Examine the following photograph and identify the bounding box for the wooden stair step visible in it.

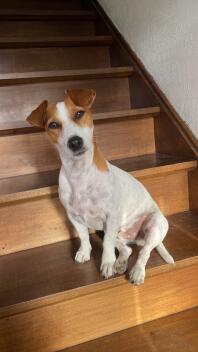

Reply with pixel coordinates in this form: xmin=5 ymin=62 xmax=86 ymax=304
xmin=0 ymin=65 xmax=132 ymax=85
xmin=0 ymin=73 xmax=132 ymax=123
xmin=0 ymin=67 xmax=134 ymax=85
xmin=0 ymin=137 xmax=193 ymax=180
xmin=0 ymin=151 xmax=195 ymax=214
xmin=0 ymin=9 xmax=96 ymax=20
xmin=64 ymin=307 xmax=198 ymax=352
xmin=113 ymin=153 xmax=196 ymax=177
xmin=0 ymin=159 xmax=196 ymax=256
xmin=0 ymin=211 xmax=197 ymax=351
xmin=0 ymin=108 xmax=157 ymax=178
xmin=0 ymin=35 xmax=113 ymax=48
xmin=0 ymin=46 xmax=111 ymax=74
xmin=0 ymin=19 xmax=96 ymax=38
xmin=0 ymin=211 xmax=197 ymax=307
xmin=0 ymin=107 xmax=160 ymax=135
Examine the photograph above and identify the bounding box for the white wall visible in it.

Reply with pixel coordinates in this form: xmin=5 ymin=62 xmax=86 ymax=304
xmin=99 ymin=0 xmax=198 ymax=138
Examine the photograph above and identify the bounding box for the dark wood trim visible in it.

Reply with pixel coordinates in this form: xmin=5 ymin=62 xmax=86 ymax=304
xmin=92 ymin=0 xmax=198 ymax=157
xmin=0 ymin=67 xmax=134 ymax=86
xmin=0 ymin=35 xmax=113 ymax=48
xmin=0 ymin=10 xmax=96 ymax=20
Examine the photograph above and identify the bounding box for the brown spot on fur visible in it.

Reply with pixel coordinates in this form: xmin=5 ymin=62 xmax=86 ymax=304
xmin=93 ymin=135 xmax=108 ymax=172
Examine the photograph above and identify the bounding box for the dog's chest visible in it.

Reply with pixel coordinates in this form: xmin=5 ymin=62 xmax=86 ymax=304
xmin=67 ymin=181 xmax=109 ymax=230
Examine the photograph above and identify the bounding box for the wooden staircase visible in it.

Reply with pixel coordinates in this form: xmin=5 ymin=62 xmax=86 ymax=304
xmin=0 ymin=0 xmax=197 ymax=351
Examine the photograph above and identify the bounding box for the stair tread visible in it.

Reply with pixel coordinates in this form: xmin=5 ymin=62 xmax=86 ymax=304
xmin=0 ymin=210 xmax=197 ymax=308
xmin=0 ymin=107 xmax=160 ymax=135
xmin=0 ymin=9 xmax=96 ymax=19
xmin=64 ymin=307 xmax=198 ymax=352
xmin=0 ymin=35 xmax=113 ymax=48
xmin=0 ymin=66 xmax=134 ymax=85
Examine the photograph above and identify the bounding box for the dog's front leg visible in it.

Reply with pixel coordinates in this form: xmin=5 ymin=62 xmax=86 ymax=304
xmin=100 ymin=219 xmax=118 ymax=279
xmin=68 ymin=213 xmax=92 ymax=264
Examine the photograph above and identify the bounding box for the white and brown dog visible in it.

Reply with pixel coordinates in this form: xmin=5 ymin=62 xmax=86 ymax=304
xmin=27 ymin=89 xmax=174 ymax=285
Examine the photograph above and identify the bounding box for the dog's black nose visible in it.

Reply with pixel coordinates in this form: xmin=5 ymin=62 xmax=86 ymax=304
xmin=68 ymin=136 xmax=83 ymax=152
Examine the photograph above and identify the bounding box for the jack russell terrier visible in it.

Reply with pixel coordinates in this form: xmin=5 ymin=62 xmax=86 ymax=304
xmin=27 ymin=89 xmax=174 ymax=285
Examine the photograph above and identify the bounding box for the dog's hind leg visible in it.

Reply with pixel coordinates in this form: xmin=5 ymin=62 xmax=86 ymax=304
xmin=129 ymin=211 xmax=174 ymax=285
xmin=114 ymin=238 xmax=132 ymax=274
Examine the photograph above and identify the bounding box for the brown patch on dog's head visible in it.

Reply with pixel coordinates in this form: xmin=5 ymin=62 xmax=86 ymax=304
xmin=26 ymin=89 xmax=96 ymax=145
xmin=26 ymin=100 xmax=62 ymax=144
xmin=65 ymin=89 xmax=96 ymax=128
xmin=26 ymin=100 xmax=48 ymax=128
xmin=92 ymin=135 xmax=108 ymax=172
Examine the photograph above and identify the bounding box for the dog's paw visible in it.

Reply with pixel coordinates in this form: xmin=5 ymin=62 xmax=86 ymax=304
xmin=114 ymin=258 xmax=128 ymax=275
xmin=129 ymin=265 xmax=145 ymax=286
xmin=100 ymin=262 xmax=116 ymax=279
xmin=75 ymin=249 xmax=91 ymax=264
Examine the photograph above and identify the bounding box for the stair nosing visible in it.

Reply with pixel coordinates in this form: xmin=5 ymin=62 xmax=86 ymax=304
xmin=0 ymin=35 xmax=113 ymax=48
xmin=0 ymin=9 xmax=96 ymax=20
xmin=0 ymin=66 xmax=134 ymax=85
xmin=131 ymin=159 xmax=197 ymax=179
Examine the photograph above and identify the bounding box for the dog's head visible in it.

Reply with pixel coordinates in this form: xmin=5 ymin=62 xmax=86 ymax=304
xmin=26 ymin=89 xmax=96 ymax=158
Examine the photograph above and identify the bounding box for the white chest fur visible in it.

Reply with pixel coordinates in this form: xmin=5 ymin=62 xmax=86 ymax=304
xmin=59 ymin=158 xmax=111 ymax=231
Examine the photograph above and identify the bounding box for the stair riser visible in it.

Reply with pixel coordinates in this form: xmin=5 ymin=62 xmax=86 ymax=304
xmin=189 ymin=168 xmax=198 ymax=212
xmin=0 ymin=170 xmax=59 ymax=195
xmin=0 ymin=116 xmax=155 ymax=195
xmin=0 ymin=77 xmax=130 ymax=123
xmin=0 ymin=263 xmax=197 ymax=352
xmin=154 ymin=112 xmax=195 ymax=158
xmin=0 ymin=20 xmax=95 ymax=37
xmin=0 ymin=169 xmax=191 ymax=255
xmin=0 ymin=0 xmax=83 ymax=10
xmin=0 ymin=117 xmax=155 ymax=181
xmin=0 ymin=46 xmax=110 ymax=73
xmin=140 ymin=170 xmax=190 ymax=216
xmin=96 ymin=117 xmax=155 ymax=159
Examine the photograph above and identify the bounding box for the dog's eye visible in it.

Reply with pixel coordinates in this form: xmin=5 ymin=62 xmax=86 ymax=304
xmin=75 ymin=110 xmax=85 ymax=119
xmin=48 ymin=121 xmax=59 ymax=129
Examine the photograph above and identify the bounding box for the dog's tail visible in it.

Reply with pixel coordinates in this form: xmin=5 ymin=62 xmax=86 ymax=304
xmin=155 ymin=243 xmax=175 ymax=264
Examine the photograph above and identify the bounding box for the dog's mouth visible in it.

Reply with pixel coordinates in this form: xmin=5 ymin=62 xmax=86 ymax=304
xmin=73 ymin=147 xmax=87 ymax=157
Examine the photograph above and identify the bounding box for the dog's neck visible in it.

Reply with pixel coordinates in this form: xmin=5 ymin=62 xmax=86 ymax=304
xmin=58 ymin=137 xmax=108 ymax=184
xmin=92 ymin=138 xmax=108 ymax=173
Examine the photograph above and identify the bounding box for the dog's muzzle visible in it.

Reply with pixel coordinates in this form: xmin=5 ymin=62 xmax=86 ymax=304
xmin=68 ymin=135 xmax=84 ymax=153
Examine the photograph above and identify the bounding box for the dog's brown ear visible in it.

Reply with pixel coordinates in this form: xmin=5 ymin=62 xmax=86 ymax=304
xmin=26 ymin=100 xmax=48 ymax=128
xmin=66 ymin=89 xmax=96 ymax=109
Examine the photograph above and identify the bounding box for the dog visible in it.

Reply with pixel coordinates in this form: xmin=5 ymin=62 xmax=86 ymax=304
xmin=27 ymin=88 xmax=174 ymax=285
